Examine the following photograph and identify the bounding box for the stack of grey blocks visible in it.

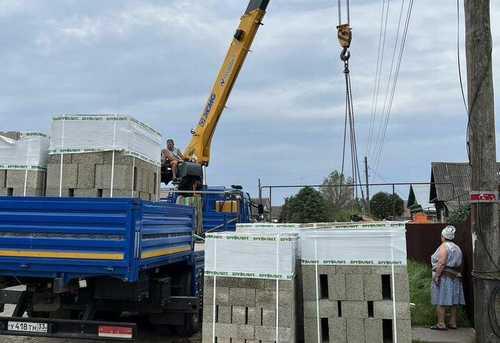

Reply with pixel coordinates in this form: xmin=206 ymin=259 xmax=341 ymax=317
xmin=0 ymin=170 xmax=46 ymax=196
xmin=45 ymin=152 xmax=159 ymax=200
xmin=202 ymin=276 xmax=296 ymax=343
xmin=302 ymin=265 xmax=412 ymax=343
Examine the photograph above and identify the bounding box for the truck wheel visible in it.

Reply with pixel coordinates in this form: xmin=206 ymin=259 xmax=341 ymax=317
xmin=174 ymin=312 xmax=200 ymax=337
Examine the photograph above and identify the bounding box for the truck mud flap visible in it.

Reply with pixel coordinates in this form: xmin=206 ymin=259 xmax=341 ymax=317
xmin=0 ymin=316 xmax=137 ymax=341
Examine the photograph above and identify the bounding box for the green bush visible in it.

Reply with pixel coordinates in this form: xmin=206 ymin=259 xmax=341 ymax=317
xmin=407 ymin=260 xmax=470 ymax=327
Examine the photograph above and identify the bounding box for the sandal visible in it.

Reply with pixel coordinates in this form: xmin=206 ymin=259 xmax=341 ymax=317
xmin=448 ymin=325 xmax=457 ymax=330
xmin=430 ymin=325 xmax=448 ymax=331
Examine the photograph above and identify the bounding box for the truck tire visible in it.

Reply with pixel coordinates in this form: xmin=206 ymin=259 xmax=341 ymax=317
xmin=174 ymin=312 xmax=200 ymax=337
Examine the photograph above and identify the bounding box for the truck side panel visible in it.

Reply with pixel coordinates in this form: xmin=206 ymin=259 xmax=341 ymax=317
xmin=0 ymin=197 xmax=135 ymax=283
xmin=0 ymin=197 xmax=195 ymax=285
xmin=139 ymin=202 xmax=194 ymax=270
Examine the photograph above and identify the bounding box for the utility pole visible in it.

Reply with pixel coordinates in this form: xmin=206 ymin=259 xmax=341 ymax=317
xmin=464 ymin=0 xmax=500 ymax=341
xmin=364 ymin=156 xmax=370 ymax=215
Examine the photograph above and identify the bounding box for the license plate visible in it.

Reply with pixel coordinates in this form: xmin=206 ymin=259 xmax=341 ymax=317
xmin=7 ymin=321 xmax=48 ymax=333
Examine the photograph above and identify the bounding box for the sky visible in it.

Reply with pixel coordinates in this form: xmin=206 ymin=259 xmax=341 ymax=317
xmin=0 ymin=0 xmax=498 ymax=207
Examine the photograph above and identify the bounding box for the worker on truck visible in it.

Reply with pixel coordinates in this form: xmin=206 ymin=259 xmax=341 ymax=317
xmin=162 ymin=139 xmax=185 ymax=182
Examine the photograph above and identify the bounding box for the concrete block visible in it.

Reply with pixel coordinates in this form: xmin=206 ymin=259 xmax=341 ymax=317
xmin=247 ymin=306 xmax=259 ymax=326
xmin=303 ymin=300 xmax=337 ymax=318
xmin=373 ymin=301 xmax=411 ymax=320
xmin=47 ymin=154 xmax=72 ymax=164
xmin=229 ymin=288 xmax=255 ymax=307
xmin=256 ymin=289 xmax=276 ymax=309
xmin=207 ymin=304 xmax=232 ymax=324
xmin=255 ymin=326 xmax=275 ymax=341
xmin=346 ymin=318 xmax=365 ymax=343
xmin=232 ymin=306 xmax=246 ymax=325
xmin=364 ymin=319 xmax=383 ymax=343
xmin=262 ymin=308 xmax=276 ymax=327
xmin=255 ymin=326 xmax=291 ymax=342
xmin=6 ymin=170 xmax=26 ymax=188
xmin=364 ymin=274 xmax=383 ymax=301
xmin=330 ymin=318 xmax=347 ymax=343
xmin=46 ymin=163 xmax=78 ymax=188
xmin=302 ymin=275 xmax=319 ymax=301
xmin=303 ymin=318 xmax=319 ymax=343
xmin=278 ymin=290 xmax=294 ymax=305
xmin=261 ymin=305 xmax=293 ymax=328
xmin=371 ymin=265 xmax=407 ymax=275
xmin=95 ymin=165 xmax=112 ymax=189
xmin=112 ymin=165 xmax=133 ymax=190
xmin=336 ymin=266 xmax=375 ymax=274
xmin=71 ymin=153 xmax=104 ymax=165
xmin=12 ymin=187 xmax=44 ymax=196
xmin=77 ymin=164 xmax=95 ymax=189
xmin=393 ymin=273 xmax=410 ymax=302
xmin=46 ymin=164 xmax=60 ymax=188
xmin=345 ymin=274 xmax=364 ymax=300
xmin=237 ymin=278 xmax=266 ymax=290
xmin=395 ymin=319 xmax=412 ymax=343
xmin=342 ymin=301 xmax=368 ymax=319
xmin=216 ymin=287 xmax=230 ymax=305
xmin=0 ymin=170 xmax=6 ymax=187
xmin=329 ymin=272 xmax=347 ymax=300
xmin=235 ymin=324 xmax=255 ymax=340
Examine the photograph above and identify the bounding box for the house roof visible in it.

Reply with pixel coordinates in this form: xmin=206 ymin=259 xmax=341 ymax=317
xmin=429 ymin=162 xmax=500 ymax=210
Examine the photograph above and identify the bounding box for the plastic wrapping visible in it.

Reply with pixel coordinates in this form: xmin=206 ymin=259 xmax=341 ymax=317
xmin=49 ymin=115 xmax=162 ymax=166
xmin=0 ymin=133 xmax=49 ymax=170
xmin=205 ymin=232 xmax=297 ymax=280
xmin=300 ymin=222 xmax=407 ymax=266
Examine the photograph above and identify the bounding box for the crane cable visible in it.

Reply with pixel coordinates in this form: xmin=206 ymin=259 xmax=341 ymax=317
xmin=338 ymin=0 xmax=365 ymax=203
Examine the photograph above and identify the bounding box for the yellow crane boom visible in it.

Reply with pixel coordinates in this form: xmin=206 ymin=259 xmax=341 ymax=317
xmin=183 ymin=0 xmax=269 ymax=166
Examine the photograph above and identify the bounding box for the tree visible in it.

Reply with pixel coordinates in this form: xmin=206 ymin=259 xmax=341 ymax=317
xmin=320 ymin=170 xmax=359 ymax=221
xmin=279 ymin=187 xmax=330 ymax=223
xmin=407 ymin=185 xmax=423 ymax=213
xmin=370 ymin=192 xmax=404 ymax=220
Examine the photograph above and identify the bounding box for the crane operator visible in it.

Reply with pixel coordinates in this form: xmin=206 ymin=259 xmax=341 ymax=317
xmin=162 ymin=139 xmax=185 ymax=182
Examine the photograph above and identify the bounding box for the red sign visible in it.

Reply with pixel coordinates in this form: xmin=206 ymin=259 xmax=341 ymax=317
xmin=470 ymin=191 xmax=498 ymax=203
xmin=98 ymin=326 xmax=133 ymax=339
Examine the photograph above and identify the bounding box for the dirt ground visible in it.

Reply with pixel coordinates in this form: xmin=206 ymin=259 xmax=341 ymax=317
xmin=0 ymin=304 xmax=201 ymax=343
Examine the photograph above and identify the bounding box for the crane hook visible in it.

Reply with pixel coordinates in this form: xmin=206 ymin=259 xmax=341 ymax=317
xmin=340 ymin=47 xmax=351 ymax=62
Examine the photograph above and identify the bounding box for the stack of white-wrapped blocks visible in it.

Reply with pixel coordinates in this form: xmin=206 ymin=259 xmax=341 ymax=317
xmin=203 ymin=231 xmax=298 ymax=343
xmin=203 ymin=222 xmax=412 ymax=343
xmin=301 ymin=223 xmax=411 ymax=343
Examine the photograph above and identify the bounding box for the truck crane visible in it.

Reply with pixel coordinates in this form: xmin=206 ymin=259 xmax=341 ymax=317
xmin=162 ymin=0 xmax=270 ymax=191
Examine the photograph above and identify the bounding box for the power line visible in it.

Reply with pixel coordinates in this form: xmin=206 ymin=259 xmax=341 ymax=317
xmin=367 ymin=0 xmax=391 ymax=158
xmin=373 ymin=0 xmax=415 ymax=170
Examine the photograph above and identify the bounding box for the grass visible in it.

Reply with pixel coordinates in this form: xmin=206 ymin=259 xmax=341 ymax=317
xmin=407 ymin=260 xmax=470 ymax=327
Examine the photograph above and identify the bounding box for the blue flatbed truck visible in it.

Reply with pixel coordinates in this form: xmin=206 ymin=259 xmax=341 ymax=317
xmin=0 ymin=197 xmax=204 ymax=340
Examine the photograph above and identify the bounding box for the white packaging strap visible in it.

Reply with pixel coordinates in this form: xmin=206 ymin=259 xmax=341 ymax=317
xmin=130 ymin=158 xmax=136 ymax=198
xmin=59 ymin=121 xmax=65 ymax=197
xmin=314 ymin=239 xmax=320 ymax=343
xmin=110 ymin=121 xmax=117 ymax=198
xmin=391 ymin=234 xmax=398 ymax=343
xmin=275 ymin=230 xmax=280 ymax=343
xmin=212 ymin=239 xmax=217 ymax=343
